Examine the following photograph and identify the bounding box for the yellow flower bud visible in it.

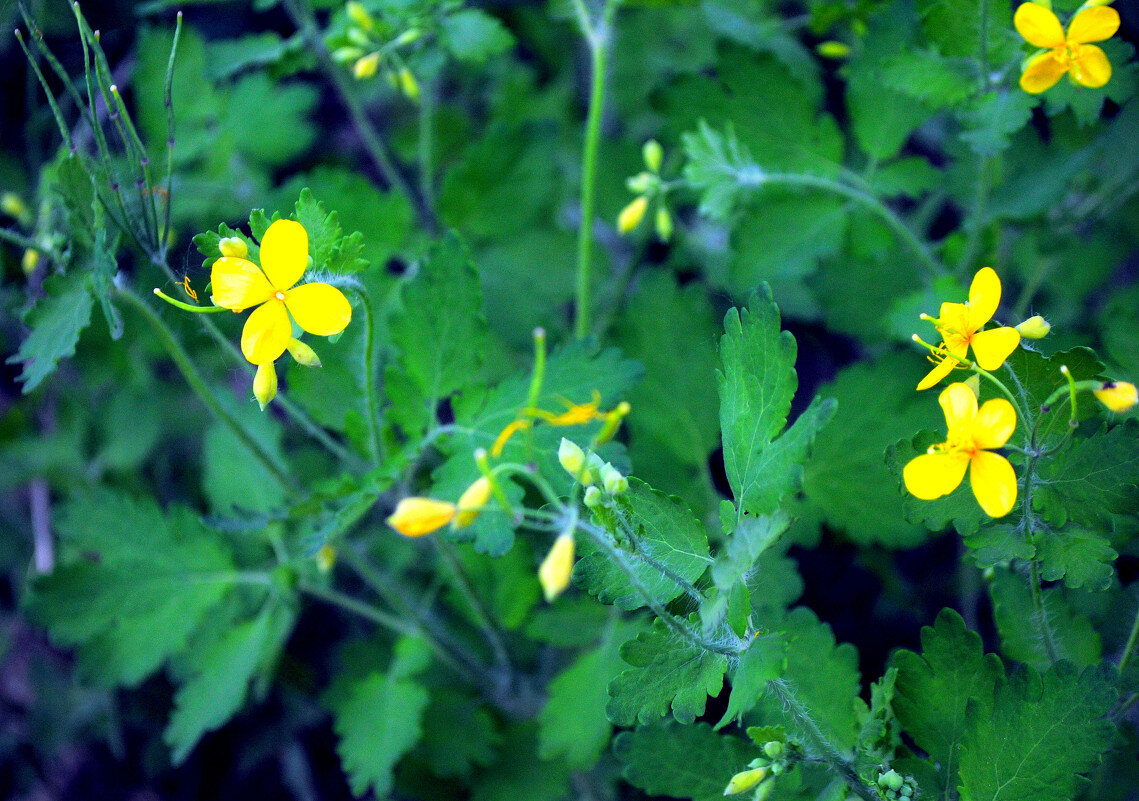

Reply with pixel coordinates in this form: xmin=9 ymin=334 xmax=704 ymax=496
xmin=353 ymin=52 xmax=381 ymax=80
xmin=218 ymin=236 xmax=248 ymax=259
xmin=1093 ymin=381 xmax=1137 ymax=413
xmin=626 ymin=171 xmax=655 ymax=194
xmin=642 ymin=139 xmax=663 ymax=173
xmin=386 ymin=497 xmax=456 ymax=537
xmin=316 ymin=544 xmax=336 ymax=573
xmin=655 ymin=206 xmax=673 ymax=241
xmin=331 ymin=46 xmax=365 ymax=64
xmin=346 ymin=1 xmax=374 ymax=31
xmin=455 ymin=476 xmax=492 ymax=528
xmin=583 ymin=485 xmax=603 ymax=508
xmin=398 ymin=67 xmax=420 ymax=101
xmin=286 ymin=338 xmax=322 ymax=368
xmin=254 ymin=362 xmax=277 ymax=410
xmin=816 ymin=40 xmax=851 ymax=59
xmin=1015 ymin=315 xmax=1051 ymax=339
xmin=1 ymin=192 xmax=29 ymax=221
xmin=558 ymin=438 xmax=587 ymax=480
xmin=538 ymin=532 xmax=575 ymax=602
xmin=595 ymin=400 xmax=631 ymax=445
xmin=617 ymin=195 xmax=649 ymax=234
xmin=723 ymin=766 xmax=768 ymax=795
xmin=21 ymin=248 xmax=40 ymax=274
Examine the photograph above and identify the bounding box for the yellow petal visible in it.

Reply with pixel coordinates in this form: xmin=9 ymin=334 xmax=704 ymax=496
xmin=259 ymin=219 xmax=309 ymax=291
xmin=917 ymin=355 xmax=957 ymax=391
xmin=1070 ymin=43 xmax=1112 ymax=88
xmin=969 ymin=451 xmax=1018 ymax=518
xmin=967 ymin=267 xmax=1002 ymax=330
xmin=972 ymin=398 xmax=1018 ymax=449
xmin=240 ymin=299 xmax=292 ymax=365
xmin=1067 ymin=6 xmax=1119 ymax=44
xmin=285 ymin=283 xmax=353 ymax=336
xmin=1020 ymin=50 xmax=1068 ymax=93
xmin=1014 ymin=3 xmax=1066 ymax=48
xmin=1093 ymin=381 xmax=1137 ymax=413
xmin=970 ymin=326 xmax=1021 ymax=371
xmin=210 ymin=256 xmax=274 ymax=310
xmin=937 ymin=302 xmax=974 ymax=351
xmin=939 ymin=382 xmax=979 ymax=432
xmin=904 ymin=451 xmax=970 ymax=500
xmin=386 ymin=497 xmax=456 ymax=537
xmin=455 ymin=476 xmax=492 ymax=529
xmin=538 ymin=533 xmax=576 ymax=602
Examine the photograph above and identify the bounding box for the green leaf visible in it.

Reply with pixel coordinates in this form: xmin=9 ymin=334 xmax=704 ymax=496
xmin=957 ymin=90 xmax=1035 ymax=157
xmin=990 ymin=568 xmax=1101 ymax=669
xmin=615 ymin=722 xmax=755 ymax=801
xmin=857 ymin=667 xmax=901 ymax=766
xmin=1035 ymin=421 xmax=1139 ymax=529
xmin=538 ymin=619 xmax=640 ymax=769
xmin=962 ymin=523 xmax=1035 ymax=568
xmin=957 ymin=662 xmax=1117 ymax=801
xmin=292 ymin=188 xmax=368 ymax=275
xmin=804 ymin=354 xmax=942 ymax=548
xmin=201 ymin=399 xmax=287 ymax=514
xmin=701 ymin=0 xmax=817 ymax=87
xmin=703 ymin=512 xmax=790 ymax=631
xmin=165 ymin=599 xmax=296 ymax=763
xmin=1003 ymin=346 xmax=1104 ymax=423
xmin=387 ymin=232 xmax=487 ymax=434
xmin=574 ymin=478 xmax=712 ymax=611
xmin=891 ymin=609 xmax=1002 ymax=793
xmin=915 ymin=0 xmax=1015 ymax=61
xmin=440 ymin=9 xmax=515 ymax=63
xmin=607 ymin=617 xmax=729 ymax=726
xmin=718 ymin=288 xmax=836 ymax=519
xmin=469 ymin=724 xmax=572 ymax=801
xmin=716 ymin=634 xmax=787 ymax=729
xmin=8 ymin=272 xmax=94 ymax=393
xmin=418 ymin=689 xmax=501 ymax=779
xmin=330 ymin=637 xmax=432 ymax=797
xmin=25 ymin=491 xmax=236 ymax=687
xmin=1033 ymin=528 xmax=1117 ymax=591
xmin=880 ymin=50 xmax=978 ymax=106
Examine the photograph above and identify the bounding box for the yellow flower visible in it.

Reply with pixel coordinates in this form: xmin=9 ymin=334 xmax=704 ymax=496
xmin=1014 ymin=2 xmax=1119 ymax=93
xmin=210 ymin=219 xmax=352 ymax=366
xmin=1093 ymin=381 xmax=1137 ymax=413
xmin=903 ymin=383 xmax=1019 ymax=518
xmin=386 ymin=497 xmax=456 ymax=537
xmin=917 ymin=267 xmax=1020 ymax=391
xmin=455 ymin=476 xmax=492 ymax=528
xmin=538 ymin=532 xmax=576 ymax=602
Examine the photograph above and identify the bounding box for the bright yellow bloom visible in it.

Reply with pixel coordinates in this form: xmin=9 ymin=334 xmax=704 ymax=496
xmin=210 ymin=219 xmax=352 ymax=366
xmin=618 ymin=195 xmax=648 ymax=234
xmin=904 ymin=383 xmax=1018 ymax=518
xmin=538 ymin=532 xmax=576 ymax=602
xmin=386 ymin=497 xmax=457 ymax=537
xmin=455 ymin=476 xmax=492 ymax=528
xmin=917 ymin=267 xmax=1020 ymax=391
xmin=1093 ymin=381 xmax=1137 ymax=413
xmin=1015 ymin=3 xmax=1119 ymax=93
xmin=218 ymin=236 xmax=248 ymax=259
xmin=723 ymin=767 xmax=768 ymax=796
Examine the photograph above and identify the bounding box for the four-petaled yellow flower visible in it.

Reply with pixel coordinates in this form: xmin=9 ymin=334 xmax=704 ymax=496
xmin=904 ymin=383 xmax=1019 ymax=518
xmin=917 ymin=267 xmax=1020 ymax=391
xmin=211 ymin=219 xmax=352 ymax=365
xmin=1014 ymin=2 xmax=1120 ymax=94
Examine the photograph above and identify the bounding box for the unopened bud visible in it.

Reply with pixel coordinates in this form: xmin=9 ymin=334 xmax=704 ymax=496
xmin=626 ymin=171 xmax=655 ymax=194
xmin=583 ymin=485 xmax=603 ymax=508
xmin=316 ymin=544 xmax=336 ymax=572
xmin=558 ymin=438 xmax=588 ymax=481
xmin=331 ymin=45 xmax=365 ymax=64
xmin=345 ymin=1 xmax=374 ymax=30
xmin=723 ymin=767 xmax=767 ymax=795
xmin=655 ymin=206 xmax=673 ymax=241
xmin=391 ymin=28 xmax=423 ymax=47
xmin=21 ymin=248 xmax=39 ymax=274
xmin=455 ymin=476 xmax=492 ymax=528
xmin=538 ymin=533 xmax=575 ymax=602
xmin=816 ymin=40 xmax=851 ymax=59
xmin=253 ymin=362 xmax=278 ymax=410
xmin=353 ymin=52 xmax=381 ymax=79
xmin=286 ymin=338 xmax=322 ymax=368
xmin=397 ymin=67 xmax=419 ymax=100
xmin=762 ymin=741 xmax=783 ymax=758
xmin=642 ymin=139 xmax=663 ymax=172
xmin=1 ymin=192 xmax=29 ymax=222
xmin=218 ymin=236 xmax=248 ymax=258
xmin=617 ymin=195 xmax=648 ymax=234
xmin=346 ymin=27 xmax=371 ymax=46
xmin=1093 ymin=381 xmax=1137 ymax=413
xmin=601 ymin=465 xmax=627 ymax=495
xmin=1016 ymin=315 xmax=1051 ymax=339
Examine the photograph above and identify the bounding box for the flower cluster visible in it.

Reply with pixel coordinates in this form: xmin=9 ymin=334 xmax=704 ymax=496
xmin=1014 ymin=2 xmax=1120 ymax=94
xmin=330 ymin=1 xmax=421 ymax=100
xmin=723 ymin=739 xmax=791 ymax=799
xmin=618 ymin=140 xmax=674 ymax=241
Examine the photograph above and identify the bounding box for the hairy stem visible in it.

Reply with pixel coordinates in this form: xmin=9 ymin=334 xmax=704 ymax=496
xmin=1119 ymin=599 xmax=1139 ymax=676
xmin=1022 ymin=449 xmax=1060 ymax=664
xmin=352 ymin=288 xmax=384 ymax=464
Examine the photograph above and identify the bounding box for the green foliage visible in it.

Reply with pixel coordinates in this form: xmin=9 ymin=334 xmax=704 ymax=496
xmin=615 ymin=722 xmax=755 ymax=801
xmin=607 ymin=617 xmax=730 ymax=726
xmin=718 ymin=288 xmax=836 ymax=521
xmin=716 ymin=634 xmax=787 ymax=729
xmin=8 ymin=272 xmax=94 ymax=393
xmin=1036 ymin=421 xmax=1139 ymax=529
xmin=990 ymin=568 xmax=1101 ymax=669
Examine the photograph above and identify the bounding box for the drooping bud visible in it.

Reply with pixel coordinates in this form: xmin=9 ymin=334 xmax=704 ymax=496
xmin=642 ymin=139 xmax=663 ymax=172
xmin=397 ymin=67 xmax=420 ymax=100
xmin=1016 ymin=315 xmax=1051 ymax=339
xmin=594 ymin=400 xmax=630 ymax=445
xmin=617 ymin=195 xmax=648 ymax=234
xmin=455 ymin=476 xmax=492 ymax=528
xmin=346 ymin=1 xmax=374 ymax=31
xmin=654 ymin=206 xmax=673 ymax=241
xmin=386 ymin=497 xmax=457 ymax=537
xmin=21 ymin=248 xmax=39 ymax=274
xmin=286 ymin=338 xmax=322 ymax=367
xmin=558 ymin=438 xmax=589 ymax=482
xmin=601 ymin=464 xmax=628 ymax=495
xmin=331 ymin=46 xmax=365 ymax=64
xmin=538 ymin=532 xmax=575 ymax=602
xmin=316 ymin=544 xmax=337 ymax=573
xmin=1093 ymin=381 xmax=1137 ymax=413
xmin=353 ymin=52 xmax=381 ymax=79
xmin=1 ymin=192 xmax=29 ymax=223
xmin=218 ymin=236 xmax=248 ymax=259
xmin=254 ymin=362 xmax=278 ymax=410
xmin=723 ymin=766 xmax=767 ymax=795
xmin=816 ymin=40 xmax=851 ymax=58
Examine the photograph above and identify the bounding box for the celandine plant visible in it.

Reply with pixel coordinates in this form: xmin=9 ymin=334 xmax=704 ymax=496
xmin=2 ymin=1 xmax=1139 ymax=800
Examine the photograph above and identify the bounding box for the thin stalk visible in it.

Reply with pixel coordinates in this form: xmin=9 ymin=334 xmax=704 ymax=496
xmin=280 ymin=0 xmax=436 ymax=233
xmin=161 ymin=13 xmax=182 ymax=252
xmin=433 ymin=538 xmax=513 ymax=673
xmin=0 ymin=226 xmax=48 ymax=253
xmin=417 ymin=75 xmax=436 ymax=213
xmin=117 ymin=286 xmax=295 ymax=488
xmin=572 ymin=1 xmax=613 ymax=339
xmin=299 ymin=581 xmax=424 ymax=639
xmin=1022 ymin=450 xmax=1060 ymax=664
xmin=351 ymin=288 xmax=384 ymax=464
xmin=1119 ymin=603 xmax=1139 ymax=677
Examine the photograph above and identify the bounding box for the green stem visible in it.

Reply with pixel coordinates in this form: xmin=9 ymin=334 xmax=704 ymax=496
xmin=0 ymin=226 xmax=46 ymax=254
xmin=1120 ymin=603 xmax=1139 ymax=677
xmin=298 ymin=581 xmax=422 ymax=639
xmin=117 ymin=286 xmax=294 ymax=488
xmin=418 ymin=75 xmax=436 ymax=214
xmin=572 ymin=0 xmax=615 ymax=339
xmin=352 ymin=288 xmax=384 ymax=464
xmin=1022 ymin=449 xmax=1060 ymax=664
xmin=762 ymin=172 xmax=942 ymax=278
xmin=433 ymin=538 xmax=513 ymax=672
